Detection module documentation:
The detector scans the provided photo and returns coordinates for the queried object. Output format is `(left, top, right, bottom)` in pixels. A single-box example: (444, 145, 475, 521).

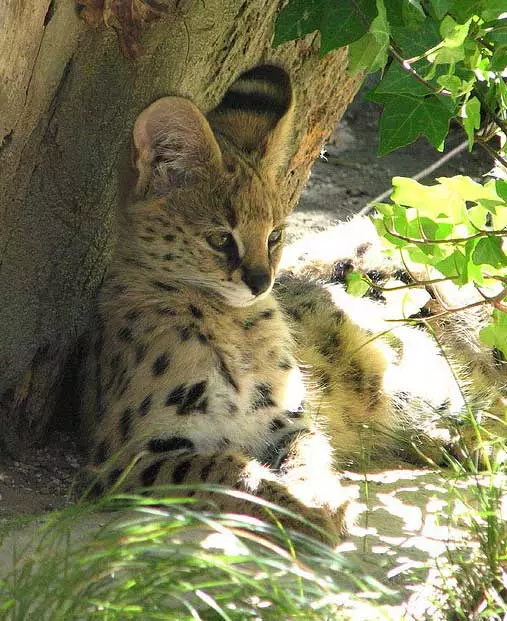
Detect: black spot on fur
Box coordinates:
(90, 480, 105, 498)
(120, 407, 133, 441)
(125, 309, 141, 322)
(437, 398, 451, 413)
(189, 305, 203, 319)
(228, 402, 239, 415)
(332, 259, 354, 283)
(149, 437, 195, 453)
(200, 459, 215, 481)
(152, 280, 178, 293)
(356, 243, 371, 258)
(135, 342, 148, 364)
(156, 306, 177, 316)
(493, 347, 505, 366)
(392, 391, 410, 411)
(367, 375, 382, 409)
(285, 307, 301, 321)
(117, 327, 133, 343)
(286, 407, 304, 419)
(217, 353, 239, 391)
(94, 440, 110, 465)
(243, 308, 275, 330)
(118, 374, 131, 397)
(141, 459, 166, 486)
(108, 468, 123, 486)
(138, 394, 152, 417)
(164, 234, 175, 242)
(278, 358, 292, 370)
(152, 352, 170, 376)
(348, 360, 364, 390)
(163, 253, 174, 261)
(110, 353, 121, 370)
(269, 418, 286, 431)
(197, 333, 208, 344)
(172, 459, 192, 484)
(332, 309, 344, 323)
(166, 384, 186, 406)
(179, 326, 191, 341)
(393, 269, 412, 285)
(177, 381, 207, 415)
(195, 397, 208, 414)
(251, 383, 276, 409)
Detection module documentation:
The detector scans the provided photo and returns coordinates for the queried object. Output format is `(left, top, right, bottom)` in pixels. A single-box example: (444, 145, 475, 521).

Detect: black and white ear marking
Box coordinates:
(207, 64, 295, 178)
(133, 97, 224, 197)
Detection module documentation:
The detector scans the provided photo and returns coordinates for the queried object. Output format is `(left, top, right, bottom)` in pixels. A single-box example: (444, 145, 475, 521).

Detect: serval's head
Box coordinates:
(130, 65, 295, 307)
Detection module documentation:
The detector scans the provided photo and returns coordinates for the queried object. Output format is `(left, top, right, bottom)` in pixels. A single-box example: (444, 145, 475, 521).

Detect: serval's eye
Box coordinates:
(268, 229, 283, 246)
(207, 231, 234, 251)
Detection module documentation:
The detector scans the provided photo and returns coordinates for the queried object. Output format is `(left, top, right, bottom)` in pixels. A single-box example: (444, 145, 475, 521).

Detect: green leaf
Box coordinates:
(490, 46, 507, 72)
(467, 205, 488, 229)
(348, 0, 390, 74)
(461, 97, 481, 151)
(428, 44, 465, 65)
(273, 0, 377, 55)
(440, 15, 471, 47)
(390, 16, 441, 57)
(373, 202, 395, 216)
(367, 63, 432, 101)
(437, 175, 499, 202)
(407, 242, 445, 264)
(383, 0, 425, 27)
(481, 2, 507, 21)
(480, 310, 507, 359)
(377, 94, 455, 155)
(391, 177, 465, 220)
(485, 21, 507, 47)
(493, 180, 507, 202)
(450, 0, 486, 24)
(437, 74, 463, 97)
(435, 249, 468, 284)
(472, 236, 507, 268)
(429, 0, 451, 20)
(346, 271, 370, 297)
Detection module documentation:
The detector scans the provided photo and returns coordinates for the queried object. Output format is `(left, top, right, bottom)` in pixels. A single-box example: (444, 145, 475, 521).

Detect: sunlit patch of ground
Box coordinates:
(332, 468, 507, 619)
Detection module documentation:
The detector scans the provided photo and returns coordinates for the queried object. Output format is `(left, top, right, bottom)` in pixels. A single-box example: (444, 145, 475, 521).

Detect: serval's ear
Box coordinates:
(133, 97, 224, 197)
(207, 64, 295, 179)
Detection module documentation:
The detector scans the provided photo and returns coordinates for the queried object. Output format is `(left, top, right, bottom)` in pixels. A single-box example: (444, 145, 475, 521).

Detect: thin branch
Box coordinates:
(388, 45, 451, 96)
(475, 135, 507, 170)
(475, 90, 507, 138)
(383, 224, 507, 245)
(385, 285, 507, 322)
(362, 274, 451, 292)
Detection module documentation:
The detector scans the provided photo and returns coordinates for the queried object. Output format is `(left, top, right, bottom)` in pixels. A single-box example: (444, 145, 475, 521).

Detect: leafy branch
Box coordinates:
(273, 0, 507, 166)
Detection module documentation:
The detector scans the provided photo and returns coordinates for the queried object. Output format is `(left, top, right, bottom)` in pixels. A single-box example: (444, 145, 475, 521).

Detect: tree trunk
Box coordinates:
(0, 0, 362, 452)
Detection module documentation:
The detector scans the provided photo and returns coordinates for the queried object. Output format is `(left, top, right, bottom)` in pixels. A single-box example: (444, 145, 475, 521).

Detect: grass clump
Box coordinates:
(0, 488, 387, 621)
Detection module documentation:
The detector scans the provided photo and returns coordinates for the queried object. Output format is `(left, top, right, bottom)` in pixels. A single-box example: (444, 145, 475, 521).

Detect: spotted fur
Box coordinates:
(80, 65, 351, 543)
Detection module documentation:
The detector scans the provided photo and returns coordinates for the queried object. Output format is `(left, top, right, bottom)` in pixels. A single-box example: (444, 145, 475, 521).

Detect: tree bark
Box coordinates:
(0, 0, 362, 451)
